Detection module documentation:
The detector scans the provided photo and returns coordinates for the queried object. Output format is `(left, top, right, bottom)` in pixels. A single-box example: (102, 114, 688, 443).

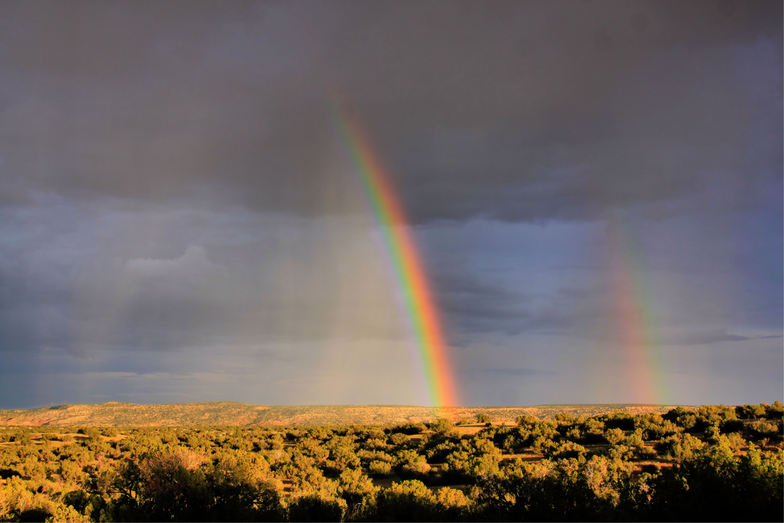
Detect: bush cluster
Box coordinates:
(0, 403, 780, 521)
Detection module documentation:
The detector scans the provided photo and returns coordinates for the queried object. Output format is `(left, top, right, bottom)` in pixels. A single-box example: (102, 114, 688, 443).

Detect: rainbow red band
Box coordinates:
(606, 217, 667, 404)
(333, 106, 459, 408)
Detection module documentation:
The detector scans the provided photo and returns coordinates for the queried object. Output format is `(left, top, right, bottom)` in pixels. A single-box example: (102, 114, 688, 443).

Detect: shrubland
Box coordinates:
(0, 402, 781, 521)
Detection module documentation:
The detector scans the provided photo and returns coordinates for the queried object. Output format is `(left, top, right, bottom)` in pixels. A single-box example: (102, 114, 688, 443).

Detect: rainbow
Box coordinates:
(606, 217, 667, 404)
(332, 106, 459, 408)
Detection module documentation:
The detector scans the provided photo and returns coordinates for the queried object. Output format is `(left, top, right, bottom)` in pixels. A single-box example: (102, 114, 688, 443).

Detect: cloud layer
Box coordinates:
(1, 1, 780, 223)
(0, 1, 780, 407)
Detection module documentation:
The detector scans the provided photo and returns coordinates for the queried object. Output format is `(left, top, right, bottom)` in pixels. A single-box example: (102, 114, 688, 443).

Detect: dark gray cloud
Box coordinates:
(0, 203, 411, 358)
(479, 368, 555, 377)
(432, 269, 530, 339)
(656, 330, 783, 347)
(0, 1, 779, 223)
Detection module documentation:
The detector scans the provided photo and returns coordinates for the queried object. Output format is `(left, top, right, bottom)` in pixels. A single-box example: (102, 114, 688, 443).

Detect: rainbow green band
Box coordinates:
(607, 217, 667, 404)
(332, 106, 459, 408)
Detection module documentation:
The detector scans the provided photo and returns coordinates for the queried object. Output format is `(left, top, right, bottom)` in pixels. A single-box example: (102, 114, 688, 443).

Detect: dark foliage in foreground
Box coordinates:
(0, 403, 781, 521)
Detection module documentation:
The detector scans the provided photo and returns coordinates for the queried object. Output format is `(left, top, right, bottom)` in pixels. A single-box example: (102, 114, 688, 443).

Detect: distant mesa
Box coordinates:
(0, 402, 675, 427)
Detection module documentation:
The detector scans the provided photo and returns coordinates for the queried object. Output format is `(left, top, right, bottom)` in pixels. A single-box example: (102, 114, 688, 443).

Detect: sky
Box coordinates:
(0, 0, 781, 408)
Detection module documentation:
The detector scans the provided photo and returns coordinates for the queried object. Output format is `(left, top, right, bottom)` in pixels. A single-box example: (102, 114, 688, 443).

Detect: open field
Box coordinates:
(0, 403, 781, 521)
(0, 402, 677, 427)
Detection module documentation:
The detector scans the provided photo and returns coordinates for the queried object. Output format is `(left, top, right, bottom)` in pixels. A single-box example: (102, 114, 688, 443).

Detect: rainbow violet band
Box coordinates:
(333, 105, 459, 409)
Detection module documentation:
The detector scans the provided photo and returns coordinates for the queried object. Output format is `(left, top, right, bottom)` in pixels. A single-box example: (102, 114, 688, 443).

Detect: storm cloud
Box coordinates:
(0, 1, 780, 407)
(1, 1, 779, 222)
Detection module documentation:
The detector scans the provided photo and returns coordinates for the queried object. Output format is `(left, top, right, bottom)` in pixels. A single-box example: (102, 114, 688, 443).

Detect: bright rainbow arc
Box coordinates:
(606, 217, 667, 404)
(332, 106, 459, 409)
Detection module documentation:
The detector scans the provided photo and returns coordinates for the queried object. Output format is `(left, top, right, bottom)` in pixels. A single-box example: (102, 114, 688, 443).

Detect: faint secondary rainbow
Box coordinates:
(332, 105, 459, 408)
(606, 217, 667, 404)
